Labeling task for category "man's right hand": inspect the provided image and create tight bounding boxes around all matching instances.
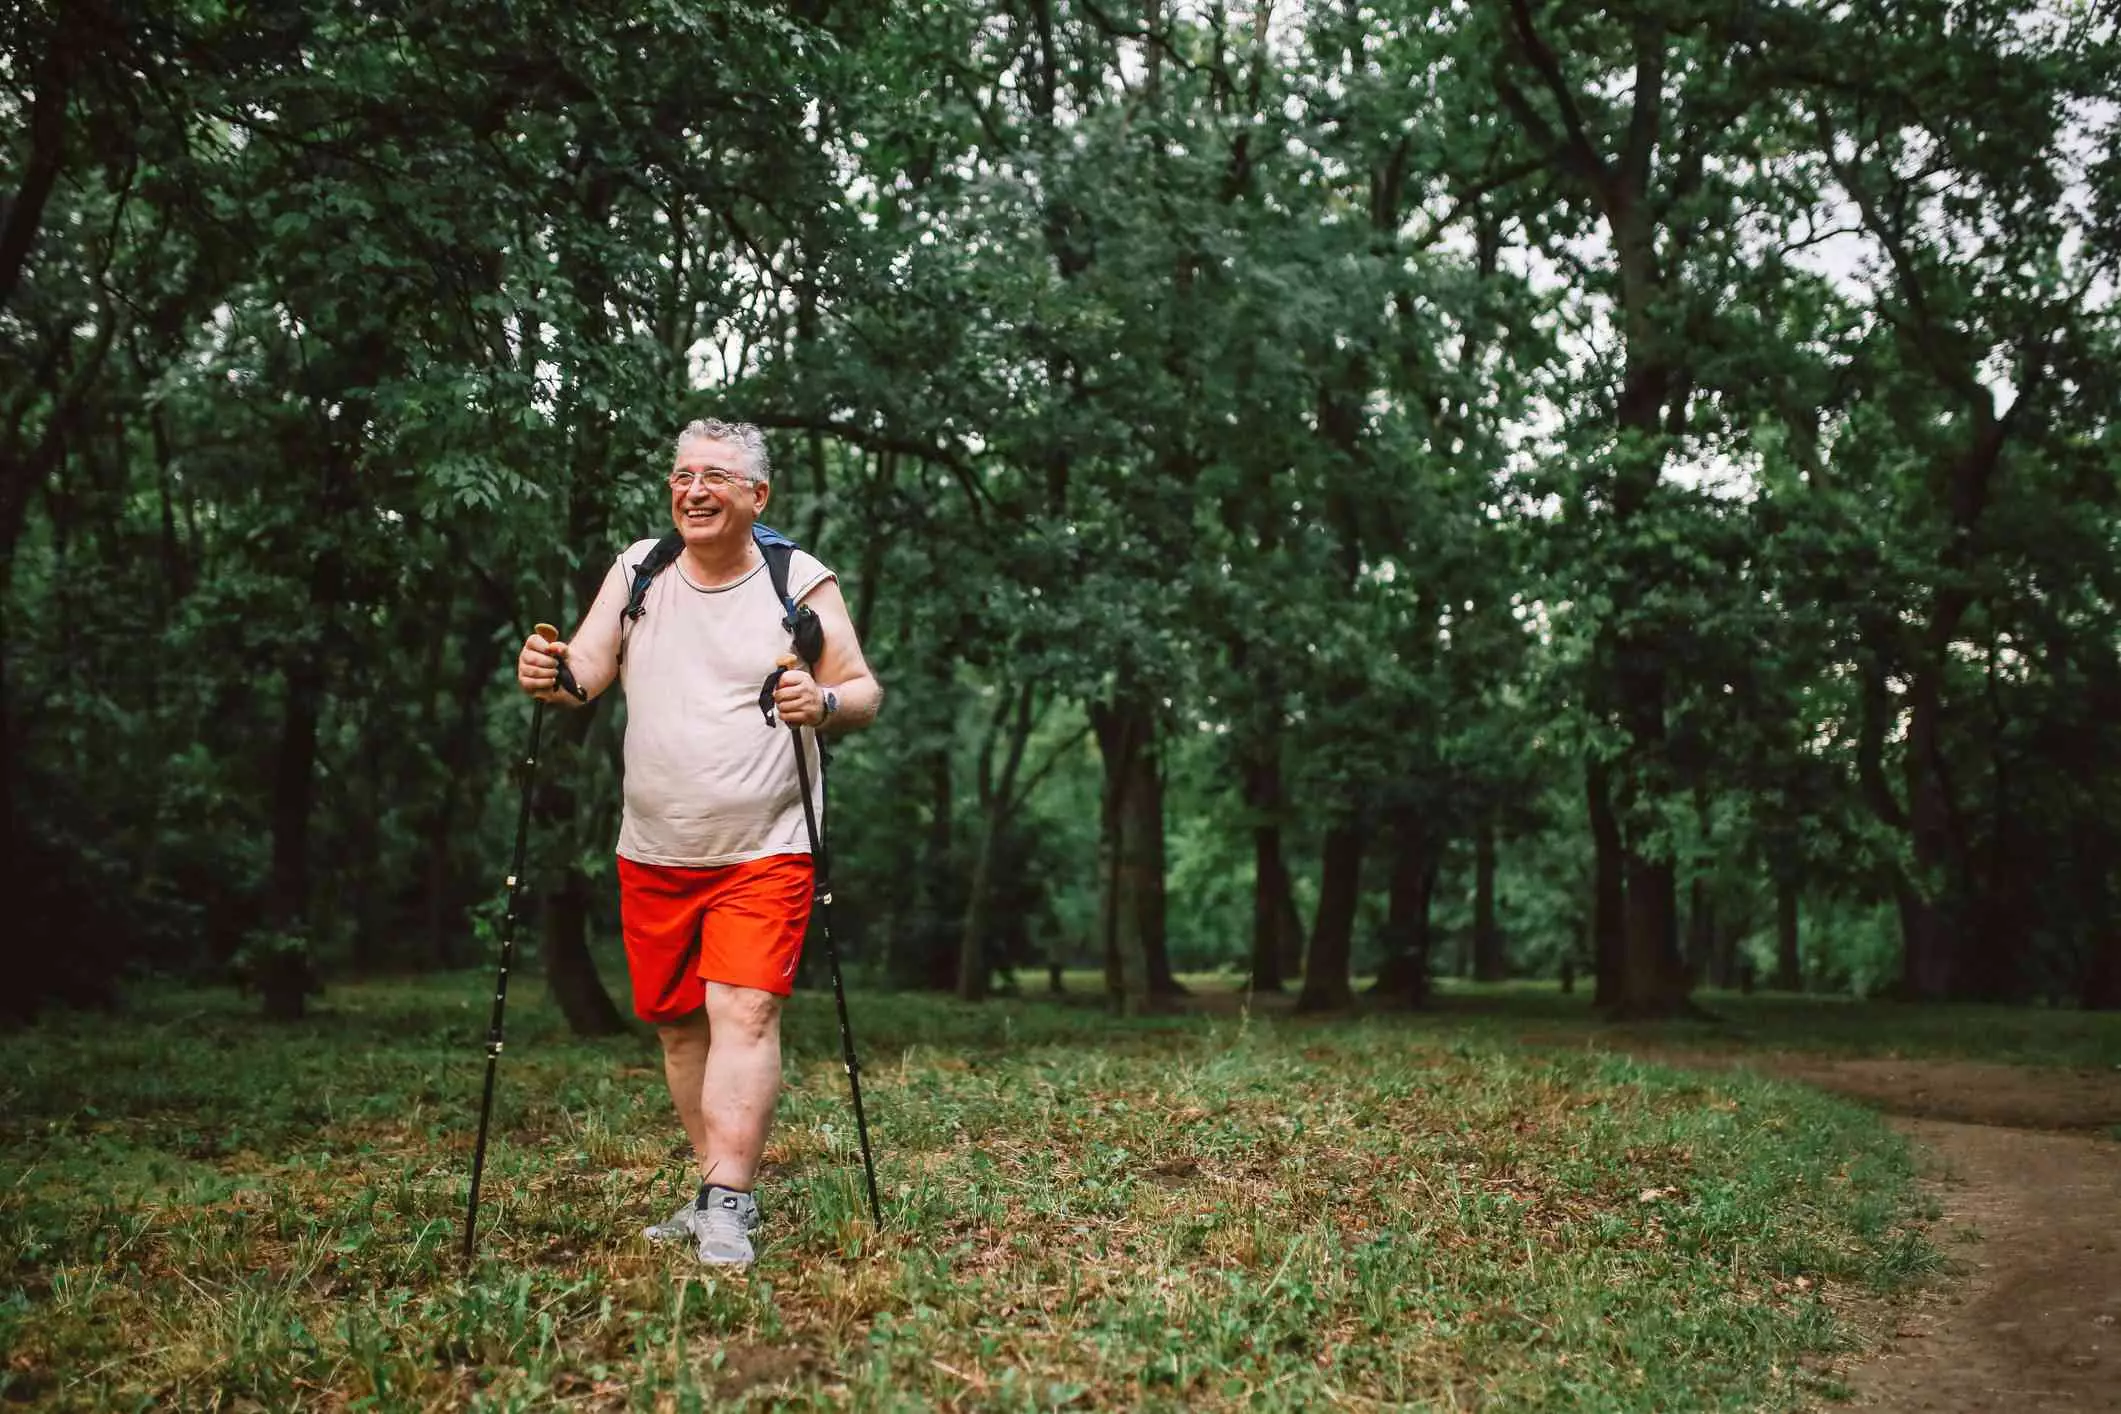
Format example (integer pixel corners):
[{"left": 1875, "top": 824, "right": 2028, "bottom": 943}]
[{"left": 517, "top": 629, "right": 572, "bottom": 701}]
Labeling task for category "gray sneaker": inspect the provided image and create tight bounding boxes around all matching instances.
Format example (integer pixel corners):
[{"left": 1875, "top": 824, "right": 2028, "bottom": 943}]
[
  {"left": 692, "top": 1185, "right": 761, "bottom": 1267},
  {"left": 642, "top": 1196, "right": 696, "bottom": 1245}
]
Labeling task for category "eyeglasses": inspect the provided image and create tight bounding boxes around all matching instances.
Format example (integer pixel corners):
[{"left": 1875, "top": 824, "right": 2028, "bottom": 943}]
[{"left": 669, "top": 467, "right": 753, "bottom": 492}]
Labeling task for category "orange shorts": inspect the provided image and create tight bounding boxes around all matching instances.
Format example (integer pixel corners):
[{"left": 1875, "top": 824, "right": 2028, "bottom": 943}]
[{"left": 616, "top": 854, "right": 814, "bottom": 1020}]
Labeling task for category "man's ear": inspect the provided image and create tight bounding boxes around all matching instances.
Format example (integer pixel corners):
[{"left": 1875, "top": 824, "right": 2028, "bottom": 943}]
[{"left": 751, "top": 479, "right": 772, "bottom": 515}]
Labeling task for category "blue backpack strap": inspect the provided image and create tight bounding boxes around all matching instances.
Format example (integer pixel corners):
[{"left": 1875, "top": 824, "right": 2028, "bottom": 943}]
[
  {"left": 752, "top": 522, "right": 799, "bottom": 623},
  {"left": 625, "top": 525, "right": 823, "bottom": 664},
  {"left": 623, "top": 532, "right": 685, "bottom": 623},
  {"left": 753, "top": 522, "right": 826, "bottom": 666}
]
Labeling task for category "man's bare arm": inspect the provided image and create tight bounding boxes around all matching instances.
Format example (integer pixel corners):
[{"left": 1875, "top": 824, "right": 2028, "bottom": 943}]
[
  {"left": 773, "top": 576, "right": 881, "bottom": 733},
  {"left": 515, "top": 561, "right": 628, "bottom": 705}
]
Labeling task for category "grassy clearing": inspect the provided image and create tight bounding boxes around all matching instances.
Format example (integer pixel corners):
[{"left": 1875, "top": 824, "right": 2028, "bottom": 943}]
[
  {"left": 4, "top": 976, "right": 1933, "bottom": 1411},
  {"left": 1103, "top": 972, "right": 2121, "bottom": 1070},
  {"left": 1411, "top": 980, "right": 2121, "bottom": 1070}
]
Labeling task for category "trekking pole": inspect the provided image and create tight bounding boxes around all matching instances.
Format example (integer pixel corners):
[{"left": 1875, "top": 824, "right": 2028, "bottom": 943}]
[
  {"left": 775, "top": 654, "right": 883, "bottom": 1229},
  {"left": 461, "top": 624, "right": 581, "bottom": 1273}
]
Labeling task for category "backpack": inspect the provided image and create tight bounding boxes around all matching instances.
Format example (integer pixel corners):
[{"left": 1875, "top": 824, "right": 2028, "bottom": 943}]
[{"left": 620, "top": 522, "right": 825, "bottom": 666}]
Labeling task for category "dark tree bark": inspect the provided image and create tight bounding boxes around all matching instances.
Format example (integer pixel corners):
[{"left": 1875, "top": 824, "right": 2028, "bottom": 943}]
[
  {"left": 1144, "top": 753, "right": 1183, "bottom": 997},
  {"left": 261, "top": 625, "right": 325, "bottom": 1021},
  {"left": 1614, "top": 852, "right": 1688, "bottom": 1019},
  {"left": 1372, "top": 808, "right": 1437, "bottom": 1006},
  {"left": 1093, "top": 693, "right": 1161, "bottom": 1015},
  {"left": 1610, "top": 639, "right": 1691, "bottom": 1017},
  {"left": 529, "top": 146, "right": 629, "bottom": 1037},
  {"left": 1497, "top": 2, "right": 1701, "bottom": 1019},
  {"left": 541, "top": 865, "right": 621, "bottom": 1033},
  {"left": 1774, "top": 879, "right": 1802, "bottom": 991},
  {"left": 424, "top": 611, "right": 507, "bottom": 966},
  {"left": 1297, "top": 820, "right": 1362, "bottom": 1012},
  {"left": 1586, "top": 759, "right": 1626, "bottom": 1006},
  {"left": 259, "top": 427, "right": 363, "bottom": 1020},
  {"left": 2083, "top": 923, "right": 2121, "bottom": 1011},
  {"left": 902, "top": 742, "right": 958, "bottom": 990},
  {"left": 0, "top": 30, "right": 75, "bottom": 319},
  {"left": 1277, "top": 864, "right": 1306, "bottom": 982},
  {"left": 1471, "top": 818, "right": 1504, "bottom": 982},
  {"left": 1898, "top": 629, "right": 1966, "bottom": 1000},
  {"left": 959, "top": 685, "right": 1036, "bottom": 1001},
  {"left": 1242, "top": 740, "right": 1289, "bottom": 993},
  {"left": 1689, "top": 881, "right": 1726, "bottom": 989}
]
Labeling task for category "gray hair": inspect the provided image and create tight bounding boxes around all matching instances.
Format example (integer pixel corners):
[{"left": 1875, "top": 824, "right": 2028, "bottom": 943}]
[{"left": 674, "top": 418, "right": 771, "bottom": 484}]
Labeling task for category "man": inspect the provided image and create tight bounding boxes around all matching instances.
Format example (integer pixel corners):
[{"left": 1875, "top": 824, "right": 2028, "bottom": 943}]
[{"left": 515, "top": 418, "right": 882, "bottom": 1267}]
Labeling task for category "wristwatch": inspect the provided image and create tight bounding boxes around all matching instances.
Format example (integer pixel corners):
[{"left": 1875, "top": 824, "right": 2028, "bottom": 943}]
[{"left": 821, "top": 687, "right": 840, "bottom": 721}]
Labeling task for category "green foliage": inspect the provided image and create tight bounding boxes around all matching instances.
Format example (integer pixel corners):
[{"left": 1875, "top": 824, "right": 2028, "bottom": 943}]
[{"left": 2, "top": 0, "right": 2119, "bottom": 1017}]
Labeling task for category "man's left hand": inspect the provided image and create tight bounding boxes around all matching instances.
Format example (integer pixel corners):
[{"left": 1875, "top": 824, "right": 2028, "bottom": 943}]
[{"left": 772, "top": 667, "right": 827, "bottom": 727}]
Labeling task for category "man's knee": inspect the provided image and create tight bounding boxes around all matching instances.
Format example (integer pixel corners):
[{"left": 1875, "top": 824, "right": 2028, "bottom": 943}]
[
  {"left": 704, "top": 983, "right": 782, "bottom": 1046},
  {"left": 656, "top": 1011, "right": 710, "bottom": 1058}
]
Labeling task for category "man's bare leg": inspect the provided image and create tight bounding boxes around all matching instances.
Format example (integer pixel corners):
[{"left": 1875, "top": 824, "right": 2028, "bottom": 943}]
[
  {"left": 699, "top": 982, "right": 783, "bottom": 1191},
  {"left": 656, "top": 1012, "right": 712, "bottom": 1167}
]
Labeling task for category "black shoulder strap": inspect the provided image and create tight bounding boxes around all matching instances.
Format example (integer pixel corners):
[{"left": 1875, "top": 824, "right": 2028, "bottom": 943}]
[
  {"left": 623, "top": 533, "right": 684, "bottom": 623},
  {"left": 754, "top": 523, "right": 799, "bottom": 624},
  {"left": 753, "top": 523, "right": 826, "bottom": 665},
  {"left": 622, "top": 525, "right": 824, "bottom": 665}
]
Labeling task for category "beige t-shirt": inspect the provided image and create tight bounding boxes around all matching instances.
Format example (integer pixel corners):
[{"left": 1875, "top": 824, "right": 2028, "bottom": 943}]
[{"left": 606, "top": 537, "right": 833, "bottom": 867}]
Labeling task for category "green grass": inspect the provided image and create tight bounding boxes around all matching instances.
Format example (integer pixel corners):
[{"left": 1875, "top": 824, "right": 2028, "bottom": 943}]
[
  {"left": 1105, "top": 971, "right": 2121, "bottom": 1070},
  {"left": 1420, "top": 979, "right": 2121, "bottom": 1070},
  {"left": 2, "top": 976, "right": 1937, "bottom": 1411}
]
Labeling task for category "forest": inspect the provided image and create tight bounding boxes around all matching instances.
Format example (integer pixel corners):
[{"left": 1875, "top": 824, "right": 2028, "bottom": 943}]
[{"left": 7, "top": 0, "right": 2119, "bottom": 1028}]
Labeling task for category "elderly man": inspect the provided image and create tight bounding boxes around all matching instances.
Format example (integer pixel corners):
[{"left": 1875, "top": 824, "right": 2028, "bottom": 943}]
[{"left": 515, "top": 418, "right": 881, "bottom": 1267}]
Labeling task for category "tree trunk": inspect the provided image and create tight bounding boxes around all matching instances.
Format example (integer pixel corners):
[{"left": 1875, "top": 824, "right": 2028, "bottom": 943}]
[
  {"left": 1243, "top": 742, "right": 1288, "bottom": 992},
  {"left": 542, "top": 865, "right": 623, "bottom": 1034},
  {"left": 1297, "top": 820, "right": 1362, "bottom": 1012},
  {"left": 957, "top": 799, "right": 1001, "bottom": 1003},
  {"left": 261, "top": 643, "right": 324, "bottom": 1022},
  {"left": 1093, "top": 694, "right": 1159, "bottom": 1015},
  {"left": 425, "top": 615, "right": 506, "bottom": 966},
  {"left": 532, "top": 690, "right": 624, "bottom": 1035},
  {"left": 1144, "top": 753, "right": 1183, "bottom": 997},
  {"left": 1278, "top": 863, "right": 1306, "bottom": 981},
  {"left": 259, "top": 449, "right": 354, "bottom": 1019},
  {"left": 0, "top": 37, "right": 74, "bottom": 318},
  {"left": 1471, "top": 818, "right": 1503, "bottom": 982},
  {"left": 1372, "top": 808, "right": 1436, "bottom": 1006},
  {"left": 1611, "top": 642, "right": 1693, "bottom": 1018},
  {"left": 2083, "top": 918, "right": 2121, "bottom": 1011},
  {"left": 1586, "top": 759, "right": 1626, "bottom": 1006},
  {"left": 1613, "top": 851, "right": 1687, "bottom": 1018},
  {"left": 1897, "top": 651, "right": 1964, "bottom": 1001},
  {"left": 959, "top": 689, "right": 1033, "bottom": 1004},
  {"left": 916, "top": 744, "right": 956, "bottom": 989},
  {"left": 1688, "top": 877, "right": 1720, "bottom": 987},
  {"left": 531, "top": 141, "right": 629, "bottom": 1035},
  {"left": 1774, "top": 880, "right": 1801, "bottom": 992}
]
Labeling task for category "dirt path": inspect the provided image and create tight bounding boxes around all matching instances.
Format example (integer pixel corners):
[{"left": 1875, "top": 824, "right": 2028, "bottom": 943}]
[
  {"left": 1838, "top": 1115, "right": 2121, "bottom": 1412},
  {"left": 1643, "top": 1053, "right": 2121, "bottom": 1412},
  {"left": 1183, "top": 991, "right": 2121, "bottom": 1406}
]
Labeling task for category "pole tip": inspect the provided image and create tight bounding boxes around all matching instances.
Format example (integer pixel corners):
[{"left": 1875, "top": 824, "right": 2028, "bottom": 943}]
[
  {"left": 535, "top": 622, "right": 561, "bottom": 641},
  {"left": 776, "top": 653, "right": 799, "bottom": 670}
]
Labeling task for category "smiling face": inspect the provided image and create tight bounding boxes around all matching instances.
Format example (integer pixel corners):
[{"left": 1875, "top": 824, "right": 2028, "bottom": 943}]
[{"left": 668, "top": 435, "right": 769, "bottom": 555}]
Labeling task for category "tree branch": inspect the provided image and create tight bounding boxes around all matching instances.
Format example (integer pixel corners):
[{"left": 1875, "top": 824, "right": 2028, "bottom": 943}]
[
  {"left": 1617, "top": 14, "right": 1666, "bottom": 203},
  {"left": 1501, "top": 0, "right": 1613, "bottom": 201},
  {"left": 0, "top": 41, "right": 76, "bottom": 316}
]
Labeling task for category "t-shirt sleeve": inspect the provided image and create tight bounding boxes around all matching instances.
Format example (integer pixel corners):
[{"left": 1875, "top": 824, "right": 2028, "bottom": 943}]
[{"left": 789, "top": 548, "right": 836, "bottom": 604}]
